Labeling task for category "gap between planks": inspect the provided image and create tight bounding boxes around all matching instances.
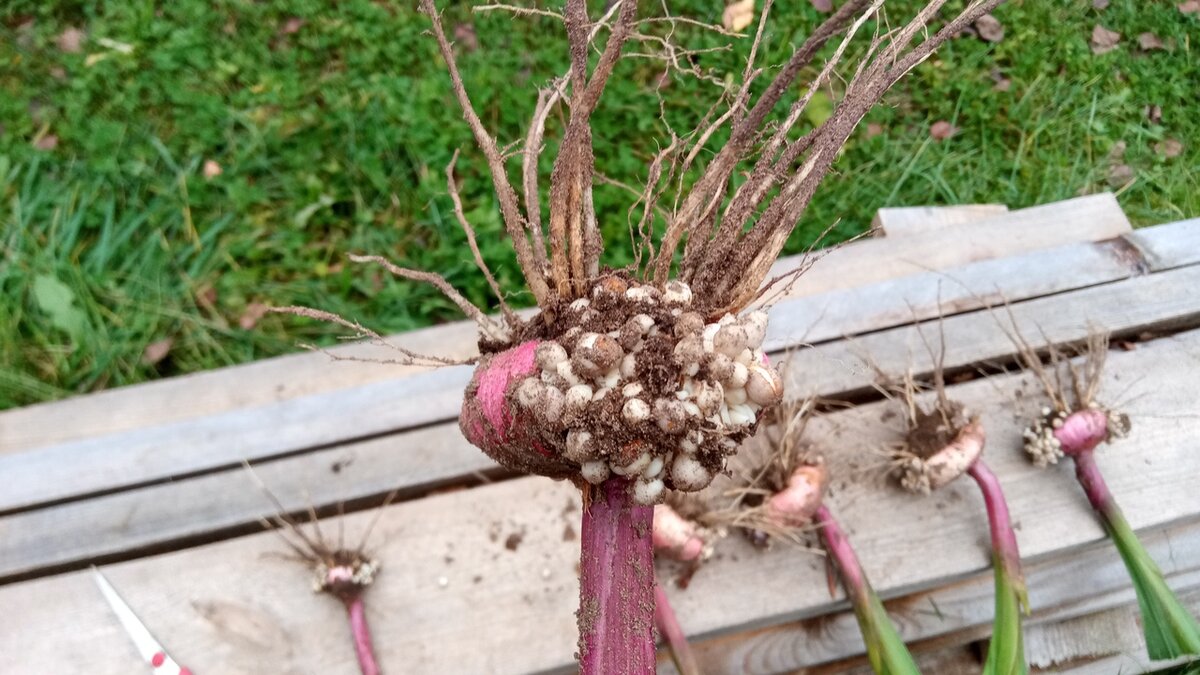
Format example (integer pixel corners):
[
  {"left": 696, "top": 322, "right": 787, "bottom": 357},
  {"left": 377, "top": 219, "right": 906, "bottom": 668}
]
[
  {"left": 2, "top": 233, "right": 1199, "bottom": 579},
  {"left": 0, "top": 193, "right": 1131, "bottom": 454},
  {"left": 2, "top": 326, "right": 1199, "bottom": 674}
]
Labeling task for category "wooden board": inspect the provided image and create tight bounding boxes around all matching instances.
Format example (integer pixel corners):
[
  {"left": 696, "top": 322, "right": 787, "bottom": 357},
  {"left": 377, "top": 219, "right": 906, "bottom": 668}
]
[
  {"left": 762, "top": 236, "right": 1141, "bottom": 351},
  {"left": 3, "top": 246, "right": 1198, "bottom": 576},
  {"left": 871, "top": 204, "right": 1009, "bottom": 238},
  {"left": 1033, "top": 590, "right": 1200, "bottom": 673},
  {"left": 766, "top": 193, "right": 1131, "bottom": 296},
  {"left": 1125, "top": 216, "right": 1200, "bottom": 272},
  {"left": 0, "top": 194, "right": 1130, "bottom": 454},
  {"left": 3, "top": 327, "right": 1198, "bottom": 674}
]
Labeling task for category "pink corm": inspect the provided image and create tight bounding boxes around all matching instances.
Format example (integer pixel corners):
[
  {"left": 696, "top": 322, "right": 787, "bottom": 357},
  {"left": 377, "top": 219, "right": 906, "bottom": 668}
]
[
  {"left": 1053, "top": 409, "right": 1109, "bottom": 456},
  {"left": 765, "top": 463, "right": 828, "bottom": 528},
  {"left": 460, "top": 341, "right": 571, "bottom": 479},
  {"left": 652, "top": 504, "right": 707, "bottom": 562}
]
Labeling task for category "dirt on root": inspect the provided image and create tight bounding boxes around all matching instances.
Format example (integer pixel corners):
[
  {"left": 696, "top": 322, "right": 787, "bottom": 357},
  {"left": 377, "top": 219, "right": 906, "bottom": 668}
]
[{"left": 905, "top": 400, "right": 971, "bottom": 459}]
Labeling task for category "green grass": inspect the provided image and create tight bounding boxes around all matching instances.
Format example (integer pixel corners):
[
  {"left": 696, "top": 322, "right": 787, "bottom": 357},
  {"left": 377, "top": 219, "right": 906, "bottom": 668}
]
[{"left": 1, "top": 1, "right": 1197, "bottom": 409}]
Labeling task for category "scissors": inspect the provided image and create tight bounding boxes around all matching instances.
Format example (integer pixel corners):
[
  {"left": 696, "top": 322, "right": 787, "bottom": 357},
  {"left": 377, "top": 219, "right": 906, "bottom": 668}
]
[{"left": 91, "top": 566, "right": 193, "bottom": 675}]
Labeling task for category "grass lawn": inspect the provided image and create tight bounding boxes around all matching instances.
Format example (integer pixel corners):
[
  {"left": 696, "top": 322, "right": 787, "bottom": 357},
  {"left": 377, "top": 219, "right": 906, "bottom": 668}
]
[{"left": 1, "top": 1, "right": 1196, "bottom": 410}]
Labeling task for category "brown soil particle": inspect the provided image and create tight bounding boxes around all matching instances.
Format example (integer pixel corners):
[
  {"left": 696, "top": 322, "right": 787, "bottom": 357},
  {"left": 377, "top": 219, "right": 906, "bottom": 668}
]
[
  {"left": 905, "top": 401, "right": 970, "bottom": 459},
  {"left": 505, "top": 532, "right": 524, "bottom": 551}
]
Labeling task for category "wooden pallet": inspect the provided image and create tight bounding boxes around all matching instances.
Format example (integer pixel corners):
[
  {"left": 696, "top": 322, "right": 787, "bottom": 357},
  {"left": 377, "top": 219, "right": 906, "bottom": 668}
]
[{"left": 2, "top": 193, "right": 1198, "bottom": 674}]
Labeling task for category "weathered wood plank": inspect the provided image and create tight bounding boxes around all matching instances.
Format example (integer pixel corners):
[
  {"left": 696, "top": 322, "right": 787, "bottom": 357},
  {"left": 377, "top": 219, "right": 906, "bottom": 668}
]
[
  {"left": 5, "top": 240, "right": 1187, "bottom": 515},
  {"left": 762, "top": 236, "right": 1139, "bottom": 351},
  {"left": 871, "top": 204, "right": 1009, "bottom": 238},
  {"left": 1026, "top": 604, "right": 1148, "bottom": 670},
  {"left": 0, "top": 423, "right": 492, "bottom": 580},
  {"left": 2, "top": 251, "right": 1197, "bottom": 571},
  {"left": 2, "top": 328, "right": 1198, "bottom": 674},
  {"left": 779, "top": 260, "right": 1200, "bottom": 399},
  {"left": 1, "top": 249, "right": 1189, "bottom": 574},
  {"left": 1125, "top": 217, "right": 1200, "bottom": 272},
  {"left": 766, "top": 193, "right": 1131, "bottom": 296},
  {"left": 1032, "top": 590, "right": 1200, "bottom": 673},
  {"left": 0, "top": 312, "right": 488, "bottom": 454},
  {"left": 0, "top": 194, "right": 1128, "bottom": 454}
]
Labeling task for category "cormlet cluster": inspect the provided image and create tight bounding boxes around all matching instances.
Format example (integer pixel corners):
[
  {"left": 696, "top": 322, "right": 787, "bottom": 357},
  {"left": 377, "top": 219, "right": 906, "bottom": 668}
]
[
  {"left": 1022, "top": 404, "right": 1130, "bottom": 467},
  {"left": 514, "top": 276, "right": 783, "bottom": 504}
]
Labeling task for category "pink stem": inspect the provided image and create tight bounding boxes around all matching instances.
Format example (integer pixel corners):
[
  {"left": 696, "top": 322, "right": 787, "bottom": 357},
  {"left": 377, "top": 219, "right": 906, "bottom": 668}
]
[
  {"left": 812, "top": 505, "right": 867, "bottom": 603},
  {"left": 654, "top": 583, "right": 702, "bottom": 675},
  {"left": 967, "top": 460, "right": 1024, "bottom": 584},
  {"left": 1072, "top": 449, "right": 1116, "bottom": 517},
  {"left": 579, "top": 478, "right": 656, "bottom": 674},
  {"left": 344, "top": 595, "right": 382, "bottom": 675}
]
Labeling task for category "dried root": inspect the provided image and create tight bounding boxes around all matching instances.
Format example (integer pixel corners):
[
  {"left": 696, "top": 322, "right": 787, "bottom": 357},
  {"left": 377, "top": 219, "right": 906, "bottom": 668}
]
[{"left": 243, "top": 461, "right": 392, "bottom": 601}]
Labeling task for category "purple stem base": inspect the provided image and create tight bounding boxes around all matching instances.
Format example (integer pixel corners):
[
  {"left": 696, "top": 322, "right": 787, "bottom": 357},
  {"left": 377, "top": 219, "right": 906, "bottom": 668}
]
[
  {"left": 578, "top": 479, "right": 656, "bottom": 675},
  {"left": 968, "top": 460, "right": 1027, "bottom": 604},
  {"left": 813, "top": 505, "right": 867, "bottom": 603},
  {"left": 1071, "top": 448, "right": 1115, "bottom": 515},
  {"left": 344, "top": 595, "right": 382, "bottom": 675}
]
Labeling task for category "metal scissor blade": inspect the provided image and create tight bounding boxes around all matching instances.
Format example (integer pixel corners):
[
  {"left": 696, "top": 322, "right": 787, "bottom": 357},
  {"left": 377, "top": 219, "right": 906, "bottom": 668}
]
[{"left": 92, "top": 566, "right": 190, "bottom": 674}]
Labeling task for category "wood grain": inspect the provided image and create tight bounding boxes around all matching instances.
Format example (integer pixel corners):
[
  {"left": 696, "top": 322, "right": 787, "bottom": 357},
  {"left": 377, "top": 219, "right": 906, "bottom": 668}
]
[
  {"left": 3, "top": 327, "right": 1198, "bottom": 674},
  {"left": 871, "top": 204, "right": 1009, "bottom": 238},
  {"left": 1125, "top": 217, "right": 1200, "bottom": 272},
  {"left": 761, "top": 236, "right": 1140, "bottom": 351},
  {"left": 1033, "top": 589, "right": 1200, "bottom": 674},
  {"left": 766, "top": 193, "right": 1131, "bottom": 296}
]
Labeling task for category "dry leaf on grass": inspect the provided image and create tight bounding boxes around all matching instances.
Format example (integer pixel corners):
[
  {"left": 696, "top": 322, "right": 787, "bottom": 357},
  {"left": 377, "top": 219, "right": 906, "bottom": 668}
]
[
  {"left": 1091, "top": 25, "right": 1121, "bottom": 55},
  {"left": 722, "top": 0, "right": 756, "bottom": 33},
  {"left": 929, "top": 120, "right": 957, "bottom": 141},
  {"left": 280, "top": 17, "right": 305, "bottom": 35},
  {"left": 33, "top": 135, "right": 58, "bottom": 151},
  {"left": 56, "top": 27, "right": 85, "bottom": 53},
  {"left": 974, "top": 14, "right": 1004, "bottom": 43},
  {"left": 240, "top": 302, "right": 270, "bottom": 330},
  {"left": 1180, "top": 1, "right": 1200, "bottom": 14},
  {"left": 865, "top": 122, "right": 884, "bottom": 139},
  {"left": 1107, "top": 163, "right": 1134, "bottom": 188},
  {"left": 990, "top": 68, "right": 1011, "bottom": 92},
  {"left": 1145, "top": 105, "right": 1163, "bottom": 124},
  {"left": 142, "top": 338, "right": 174, "bottom": 366},
  {"left": 1093, "top": 0, "right": 1109, "bottom": 8},
  {"left": 810, "top": 0, "right": 833, "bottom": 12},
  {"left": 1137, "top": 32, "right": 1165, "bottom": 51},
  {"left": 1155, "top": 139, "right": 1184, "bottom": 158}
]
